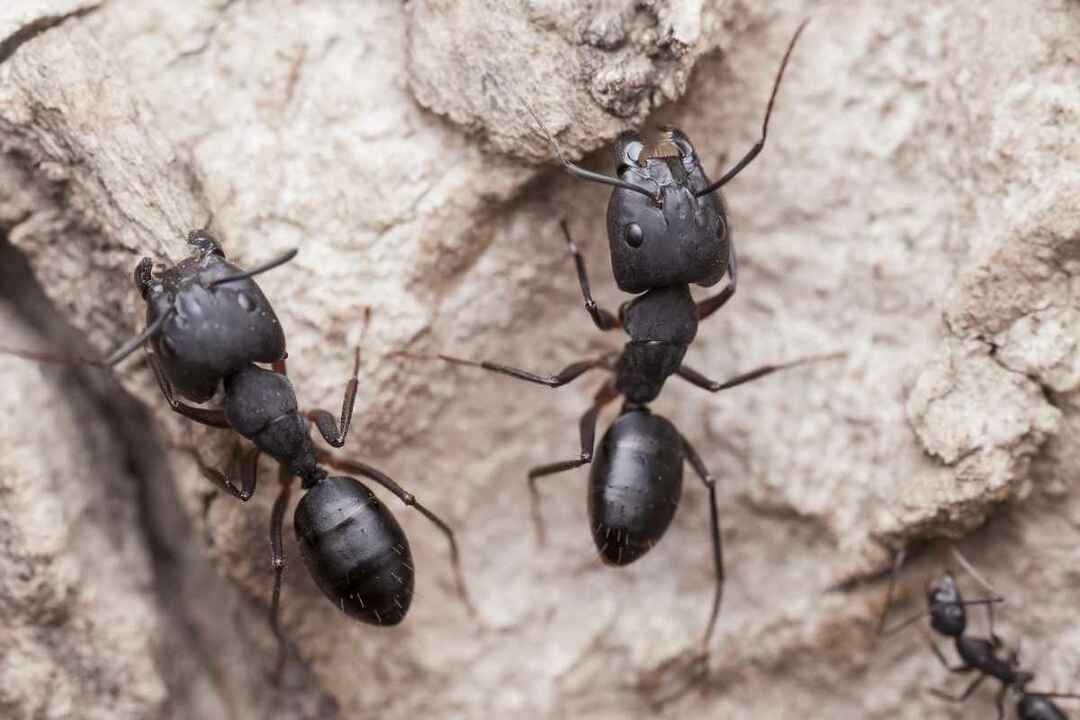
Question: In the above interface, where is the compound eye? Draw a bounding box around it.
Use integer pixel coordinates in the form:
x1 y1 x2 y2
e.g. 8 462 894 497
625 223 644 248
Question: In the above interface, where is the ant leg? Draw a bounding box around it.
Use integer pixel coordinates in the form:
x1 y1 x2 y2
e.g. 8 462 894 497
994 683 1007 720
435 352 613 388
920 628 973 673
269 463 295 682
696 244 738 322
316 455 477 617
175 443 261 501
527 383 618 545
928 673 987 703
308 347 361 448
149 353 231 428
559 220 619 331
875 547 907 637
680 435 724 650
640 434 723 709
675 351 845 393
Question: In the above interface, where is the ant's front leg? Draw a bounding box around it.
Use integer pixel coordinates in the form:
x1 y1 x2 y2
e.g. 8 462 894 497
560 220 620 331
695 244 737 322
149 353 231 429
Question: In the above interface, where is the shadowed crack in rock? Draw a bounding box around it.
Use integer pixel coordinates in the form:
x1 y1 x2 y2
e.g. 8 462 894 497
0 3 101 65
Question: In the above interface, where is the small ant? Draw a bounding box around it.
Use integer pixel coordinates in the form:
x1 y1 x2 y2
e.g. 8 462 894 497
404 19 838 700
880 547 1080 719
2 229 472 675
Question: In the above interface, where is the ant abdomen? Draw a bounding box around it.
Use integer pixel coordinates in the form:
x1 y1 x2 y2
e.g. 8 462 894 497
588 410 684 566
294 476 415 626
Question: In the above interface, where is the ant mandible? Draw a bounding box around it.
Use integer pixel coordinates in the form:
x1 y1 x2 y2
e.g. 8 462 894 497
2 229 473 676
879 547 1080 719
407 19 838 685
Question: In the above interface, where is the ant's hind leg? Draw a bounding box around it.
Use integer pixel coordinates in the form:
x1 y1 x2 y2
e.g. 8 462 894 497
269 464 295 682
316 455 476 617
527 383 618 545
559 220 620 331
640 434 722 709
928 673 986 703
680 435 724 650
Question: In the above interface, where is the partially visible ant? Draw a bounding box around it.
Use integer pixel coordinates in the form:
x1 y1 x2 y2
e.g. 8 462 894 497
401 19 840 702
879 547 1080 719
2 229 472 677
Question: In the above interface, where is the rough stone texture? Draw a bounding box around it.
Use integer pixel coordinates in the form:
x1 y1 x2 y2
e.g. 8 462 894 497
1 0 1079 718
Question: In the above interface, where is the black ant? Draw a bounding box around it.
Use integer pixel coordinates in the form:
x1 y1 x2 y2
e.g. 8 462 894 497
403 19 838 699
2 229 472 675
879 547 1080 719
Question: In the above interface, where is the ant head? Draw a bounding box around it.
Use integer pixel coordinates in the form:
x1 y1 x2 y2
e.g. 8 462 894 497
186 228 226 258
133 257 158 300
927 573 967 637
606 127 729 294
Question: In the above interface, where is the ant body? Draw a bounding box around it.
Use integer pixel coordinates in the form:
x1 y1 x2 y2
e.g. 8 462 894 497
880 548 1080 719
411 21 834 683
3 229 470 672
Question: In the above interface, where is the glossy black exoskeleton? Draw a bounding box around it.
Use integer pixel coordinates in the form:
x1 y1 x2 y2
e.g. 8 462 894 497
414 21 837 702
524 20 809 321
880 548 1080 719
1 229 470 675
136 229 288 403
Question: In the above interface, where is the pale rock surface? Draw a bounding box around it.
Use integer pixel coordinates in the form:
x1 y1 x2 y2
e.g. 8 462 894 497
1 0 1079 718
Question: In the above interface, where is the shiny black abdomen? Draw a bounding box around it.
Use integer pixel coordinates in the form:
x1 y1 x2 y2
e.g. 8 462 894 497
1018 695 1068 720
294 476 414 626
149 254 286 403
589 410 684 566
223 364 318 480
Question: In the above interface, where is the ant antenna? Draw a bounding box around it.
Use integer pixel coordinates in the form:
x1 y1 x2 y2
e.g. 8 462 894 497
104 307 176 366
209 248 299 288
499 79 659 202
696 19 809 197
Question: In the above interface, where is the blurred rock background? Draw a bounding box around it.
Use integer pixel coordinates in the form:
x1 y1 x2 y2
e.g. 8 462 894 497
1 1 1078 718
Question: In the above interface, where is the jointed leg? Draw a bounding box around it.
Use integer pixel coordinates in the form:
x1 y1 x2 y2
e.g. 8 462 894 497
642 435 723 709
308 346 361 447
527 382 618 545
921 629 972 673
875 547 907 637
438 352 613 388
928 673 986 703
179 443 261 501
559 220 619 331
269 463 295 682
317 454 477 616
149 353 231 428
675 351 845 394
681 435 724 650
695 244 737 322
